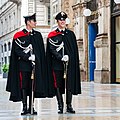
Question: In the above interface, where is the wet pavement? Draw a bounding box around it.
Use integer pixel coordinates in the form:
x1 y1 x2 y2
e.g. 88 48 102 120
1 78 120 120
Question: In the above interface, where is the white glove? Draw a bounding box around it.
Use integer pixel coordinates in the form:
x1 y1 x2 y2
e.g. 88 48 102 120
28 54 35 61
61 55 69 62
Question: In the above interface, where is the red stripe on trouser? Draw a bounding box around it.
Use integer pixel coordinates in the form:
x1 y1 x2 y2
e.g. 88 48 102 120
19 72 22 88
52 70 57 88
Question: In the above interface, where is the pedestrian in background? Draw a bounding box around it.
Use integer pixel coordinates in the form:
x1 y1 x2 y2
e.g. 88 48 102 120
46 11 81 114
6 13 48 115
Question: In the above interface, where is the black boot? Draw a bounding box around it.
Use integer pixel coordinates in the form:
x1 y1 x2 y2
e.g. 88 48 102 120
56 88 63 114
66 90 75 113
21 90 27 115
28 91 37 115
21 103 27 115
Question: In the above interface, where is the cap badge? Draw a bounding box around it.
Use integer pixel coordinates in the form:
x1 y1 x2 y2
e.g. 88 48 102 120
61 12 65 16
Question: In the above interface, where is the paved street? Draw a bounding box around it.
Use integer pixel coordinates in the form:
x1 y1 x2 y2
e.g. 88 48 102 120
1 77 120 120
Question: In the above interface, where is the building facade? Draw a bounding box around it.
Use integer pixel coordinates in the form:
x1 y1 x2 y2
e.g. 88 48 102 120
0 0 50 73
72 0 111 83
1 0 120 84
72 0 120 84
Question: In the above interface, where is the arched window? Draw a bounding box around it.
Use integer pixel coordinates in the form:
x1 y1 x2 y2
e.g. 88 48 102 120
8 42 11 51
9 15 11 31
4 43 7 52
1 45 3 53
4 57 7 64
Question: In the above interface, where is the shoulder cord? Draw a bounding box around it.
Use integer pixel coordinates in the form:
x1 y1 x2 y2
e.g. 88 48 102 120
15 38 28 50
49 38 64 52
15 38 33 54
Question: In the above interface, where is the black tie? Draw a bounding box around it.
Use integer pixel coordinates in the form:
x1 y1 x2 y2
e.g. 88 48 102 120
61 30 64 33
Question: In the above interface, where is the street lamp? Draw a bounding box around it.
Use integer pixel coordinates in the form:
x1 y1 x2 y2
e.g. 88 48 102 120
83 8 91 17
114 0 120 4
66 18 70 24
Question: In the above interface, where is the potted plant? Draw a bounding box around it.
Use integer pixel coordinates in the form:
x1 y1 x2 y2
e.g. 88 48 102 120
2 64 9 78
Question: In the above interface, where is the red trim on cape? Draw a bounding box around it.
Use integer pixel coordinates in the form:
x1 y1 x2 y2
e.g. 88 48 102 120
48 30 62 38
13 31 29 39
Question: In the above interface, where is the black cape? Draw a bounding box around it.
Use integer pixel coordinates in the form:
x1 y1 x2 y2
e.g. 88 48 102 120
46 29 81 95
6 29 54 102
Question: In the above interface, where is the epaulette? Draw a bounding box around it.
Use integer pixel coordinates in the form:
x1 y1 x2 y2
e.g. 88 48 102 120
48 30 61 38
13 31 29 39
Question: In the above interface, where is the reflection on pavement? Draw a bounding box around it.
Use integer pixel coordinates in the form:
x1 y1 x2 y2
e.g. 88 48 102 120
1 79 120 120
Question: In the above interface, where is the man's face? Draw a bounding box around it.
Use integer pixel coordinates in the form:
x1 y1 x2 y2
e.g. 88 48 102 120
27 19 36 28
57 19 66 29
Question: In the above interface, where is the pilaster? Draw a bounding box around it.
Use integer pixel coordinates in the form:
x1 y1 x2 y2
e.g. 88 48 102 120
94 0 110 83
72 2 88 81
94 33 110 83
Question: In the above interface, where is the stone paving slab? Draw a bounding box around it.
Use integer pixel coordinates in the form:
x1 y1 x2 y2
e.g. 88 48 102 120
1 79 120 120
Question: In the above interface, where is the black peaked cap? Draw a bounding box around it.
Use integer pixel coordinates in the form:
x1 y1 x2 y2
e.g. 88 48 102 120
55 11 67 20
23 13 36 22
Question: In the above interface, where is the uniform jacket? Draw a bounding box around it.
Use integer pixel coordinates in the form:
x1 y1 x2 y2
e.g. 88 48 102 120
46 28 81 95
6 29 53 102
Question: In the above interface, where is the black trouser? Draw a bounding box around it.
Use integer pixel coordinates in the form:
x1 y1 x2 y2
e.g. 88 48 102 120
20 71 32 90
20 71 32 111
53 70 74 112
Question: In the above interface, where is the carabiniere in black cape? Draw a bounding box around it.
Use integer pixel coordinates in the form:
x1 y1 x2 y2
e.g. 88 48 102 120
46 28 81 95
6 29 54 102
